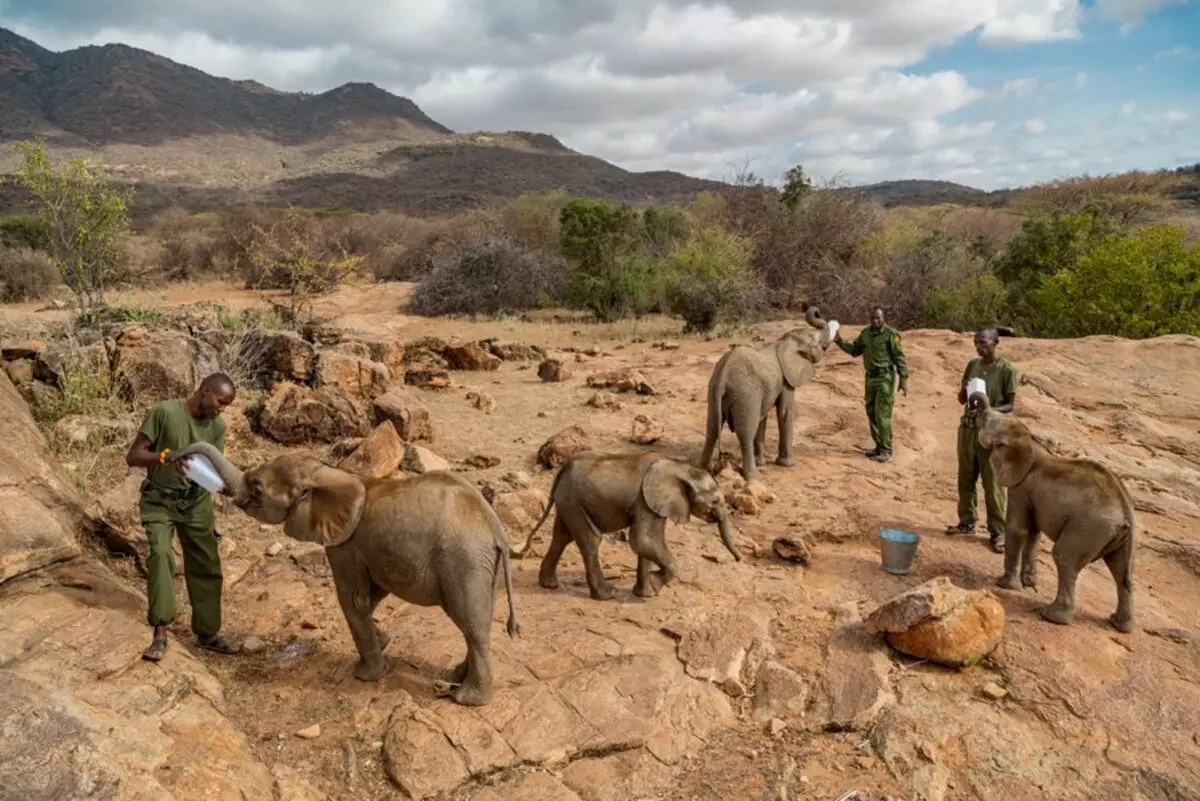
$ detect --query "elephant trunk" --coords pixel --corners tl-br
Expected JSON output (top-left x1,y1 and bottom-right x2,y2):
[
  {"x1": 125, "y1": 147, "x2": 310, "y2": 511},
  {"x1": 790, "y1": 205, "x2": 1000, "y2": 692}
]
[
  {"x1": 715, "y1": 507, "x2": 742, "y2": 562},
  {"x1": 175, "y1": 441, "x2": 245, "y2": 498},
  {"x1": 804, "y1": 304, "x2": 825, "y2": 329},
  {"x1": 968, "y1": 390, "x2": 991, "y2": 414}
]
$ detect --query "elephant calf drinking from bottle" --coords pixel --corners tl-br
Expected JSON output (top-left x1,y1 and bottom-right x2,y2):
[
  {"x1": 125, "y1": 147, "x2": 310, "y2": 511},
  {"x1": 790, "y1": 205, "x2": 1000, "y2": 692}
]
[
  {"x1": 968, "y1": 390, "x2": 1136, "y2": 632},
  {"x1": 169, "y1": 442, "x2": 519, "y2": 706},
  {"x1": 513, "y1": 451, "x2": 742, "y2": 600}
]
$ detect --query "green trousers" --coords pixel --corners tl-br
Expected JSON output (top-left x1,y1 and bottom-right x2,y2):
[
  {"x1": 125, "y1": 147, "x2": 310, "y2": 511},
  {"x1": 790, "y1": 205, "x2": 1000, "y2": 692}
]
[
  {"x1": 956, "y1": 424, "x2": 1006, "y2": 538},
  {"x1": 864, "y1": 375, "x2": 896, "y2": 453},
  {"x1": 140, "y1": 483, "x2": 223, "y2": 637}
]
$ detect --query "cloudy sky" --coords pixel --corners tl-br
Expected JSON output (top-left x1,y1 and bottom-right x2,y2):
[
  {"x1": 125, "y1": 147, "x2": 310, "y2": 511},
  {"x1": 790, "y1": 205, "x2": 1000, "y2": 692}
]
[{"x1": 2, "y1": 0, "x2": 1198, "y2": 189}]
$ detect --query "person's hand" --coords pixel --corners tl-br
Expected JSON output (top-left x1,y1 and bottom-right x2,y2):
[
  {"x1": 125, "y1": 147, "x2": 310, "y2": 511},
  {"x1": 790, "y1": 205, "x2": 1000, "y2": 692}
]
[
  {"x1": 900, "y1": 385, "x2": 908, "y2": 397},
  {"x1": 834, "y1": 330, "x2": 843, "y2": 342},
  {"x1": 165, "y1": 450, "x2": 193, "y2": 477}
]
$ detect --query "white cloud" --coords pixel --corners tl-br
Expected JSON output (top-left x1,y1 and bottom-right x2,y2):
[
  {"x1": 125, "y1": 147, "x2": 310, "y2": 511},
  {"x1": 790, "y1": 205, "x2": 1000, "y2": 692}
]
[
  {"x1": 1121, "y1": 101, "x2": 1137, "y2": 115},
  {"x1": 1074, "y1": 71, "x2": 1089, "y2": 90},
  {"x1": 2, "y1": 0, "x2": 1192, "y2": 191},
  {"x1": 1154, "y1": 45, "x2": 1200, "y2": 61}
]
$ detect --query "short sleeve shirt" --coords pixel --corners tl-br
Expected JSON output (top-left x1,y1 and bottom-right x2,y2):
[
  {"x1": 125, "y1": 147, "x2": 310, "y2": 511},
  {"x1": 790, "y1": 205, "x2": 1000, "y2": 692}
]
[
  {"x1": 139, "y1": 399, "x2": 226, "y2": 491},
  {"x1": 961, "y1": 357, "x2": 1018, "y2": 427}
]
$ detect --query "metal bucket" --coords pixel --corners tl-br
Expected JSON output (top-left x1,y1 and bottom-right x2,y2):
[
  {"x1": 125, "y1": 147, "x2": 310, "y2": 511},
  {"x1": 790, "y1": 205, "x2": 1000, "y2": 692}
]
[{"x1": 878, "y1": 528, "x2": 920, "y2": 575}]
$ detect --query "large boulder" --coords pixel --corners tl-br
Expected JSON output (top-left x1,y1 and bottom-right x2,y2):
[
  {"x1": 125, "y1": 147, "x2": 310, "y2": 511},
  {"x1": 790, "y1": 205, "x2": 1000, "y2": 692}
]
[
  {"x1": 313, "y1": 350, "x2": 391, "y2": 399},
  {"x1": 373, "y1": 388, "x2": 434, "y2": 442},
  {"x1": 111, "y1": 325, "x2": 221, "y2": 407},
  {"x1": 227, "y1": 329, "x2": 316, "y2": 389},
  {"x1": 337, "y1": 421, "x2": 405, "y2": 479},
  {"x1": 865, "y1": 576, "x2": 1006, "y2": 668},
  {"x1": 256, "y1": 382, "x2": 371, "y2": 445},
  {"x1": 443, "y1": 342, "x2": 502, "y2": 372},
  {"x1": 0, "y1": 371, "x2": 85, "y2": 585}
]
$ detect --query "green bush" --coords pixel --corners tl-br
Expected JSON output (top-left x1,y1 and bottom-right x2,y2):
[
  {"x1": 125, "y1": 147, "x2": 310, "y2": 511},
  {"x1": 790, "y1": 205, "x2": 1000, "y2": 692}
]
[
  {"x1": 1023, "y1": 223, "x2": 1200, "y2": 338},
  {"x1": 923, "y1": 271, "x2": 1007, "y2": 333},
  {"x1": 560, "y1": 198, "x2": 661, "y2": 321},
  {"x1": 661, "y1": 224, "x2": 764, "y2": 333},
  {"x1": 0, "y1": 214, "x2": 49, "y2": 250}
]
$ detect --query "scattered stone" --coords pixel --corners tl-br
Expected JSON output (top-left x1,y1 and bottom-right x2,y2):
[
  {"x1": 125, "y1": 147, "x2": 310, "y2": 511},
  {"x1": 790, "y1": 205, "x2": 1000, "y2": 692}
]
[
  {"x1": 818, "y1": 617, "x2": 896, "y2": 732},
  {"x1": 266, "y1": 542, "x2": 284, "y2": 557},
  {"x1": 444, "y1": 342, "x2": 501, "y2": 372},
  {"x1": 4, "y1": 359, "x2": 34, "y2": 384},
  {"x1": 653, "y1": 341, "x2": 681, "y2": 350},
  {"x1": 464, "y1": 454, "x2": 501, "y2": 469},
  {"x1": 373, "y1": 388, "x2": 434, "y2": 442},
  {"x1": 586, "y1": 369, "x2": 656, "y2": 395},
  {"x1": 732, "y1": 492, "x2": 760, "y2": 516},
  {"x1": 769, "y1": 718, "x2": 787, "y2": 738},
  {"x1": 502, "y1": 471, "x2": 533, "y2": 488},
  {"x1": 489, "y1": 488, "x2": 547, "y2": 535},
  {"x1": 53, "y1": 415, "x2": 135, "y2": 448},
  {"x1": 466, "y1": 390, "x2": 498, "y2": 413},
  {"x1": 538, "y1": 358, "x2": 573, "y2": 382},
  {"x1": 243, "y1": 636, "x2": 267, "y2": 654},
  {"x1": 296, "y1": 724, "x2": 321, "y2": 740},
  {"x1": 337, "y1": 420, "x2": 405, "y2": 479},
  {"x1": 313, "y1": 351, "x2": 390, "y2": 399},
  {"x1": 586, "y1": 391, "x2": 624, "y2": 411},
  {"x1": 629, "y1": 414, "x2": 663, "y2": 445},
  {"x1": 981, "y1": 682, "x2": 1008, "y2": 701},
  {"x1": 360, "y1": 338, "x2": 406, "y2": 378},
  {"x1": 772, "y1": 534, "x2": 812, "y2": 565},
  {"x1": 865, "y1": 577, "x2": 1006, "y2": 668},
  {"x1": 537, "y1": 425, "x2": 590, "y2": 469},
  {"x1": 403, "y1": 366, "x2": 452, "y2": 390},
  {"x1": 403, "y1": 444, "x2": 451, "y2": 474}
]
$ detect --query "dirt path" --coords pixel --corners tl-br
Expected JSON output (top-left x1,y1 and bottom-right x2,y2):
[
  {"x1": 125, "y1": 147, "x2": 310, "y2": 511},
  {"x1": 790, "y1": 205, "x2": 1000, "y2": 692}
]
[{"x1": 20, "y1": 281, "x2": 1200, "y2": 800}]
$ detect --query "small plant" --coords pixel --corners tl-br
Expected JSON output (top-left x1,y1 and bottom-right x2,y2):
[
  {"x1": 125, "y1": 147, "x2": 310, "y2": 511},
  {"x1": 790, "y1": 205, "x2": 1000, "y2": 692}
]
[
  {"x1": 0, "y1": 246, "x2": 59, "y2": 302},
  {"x1": 7, "y1": 138, "x2": 135, "y2": 313},
  {"x1": 661, "y1": 224, "x2": 764, "y2": 333}
]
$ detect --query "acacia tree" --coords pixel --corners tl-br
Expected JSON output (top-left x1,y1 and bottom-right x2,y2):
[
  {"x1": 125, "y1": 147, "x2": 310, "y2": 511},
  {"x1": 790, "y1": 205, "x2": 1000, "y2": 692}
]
[{"x1": 10, "y1": 139, "x2": 134, "y2": 313}]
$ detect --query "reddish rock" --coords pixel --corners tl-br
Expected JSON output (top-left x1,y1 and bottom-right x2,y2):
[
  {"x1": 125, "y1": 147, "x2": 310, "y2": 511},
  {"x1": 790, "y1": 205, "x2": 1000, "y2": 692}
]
[
  {"x1": 337, "y1": 421, "x2": 405, "y2": 479},
  {"x1": 373, "y1": 388, "x2": 433, "y2": 442},
  {"x1": 537, "y1": 359, "x2": 572, "y2": 382},
  {"x1": 444, "y1": 342, "x2": 501, "y2": 372},
  {"x1": 257, "y1": 382, "x2": 371, "y2": 445},
  {"x1": 537, "y1": 425, "x2": 590, "y2": 469},
  {"x1": 227, "y1": 329, "x2": 315, "y2": 389},
  {"x1": 313, "y1": 350, "x2": 390, "y2": 399}
]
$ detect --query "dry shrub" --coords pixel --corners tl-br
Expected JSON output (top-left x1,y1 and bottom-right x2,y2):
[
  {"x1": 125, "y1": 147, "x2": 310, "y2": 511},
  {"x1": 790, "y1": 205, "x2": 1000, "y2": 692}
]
[
  {"x1": 883, "y1": 230, "x2": 991, "y2": 328},
  {"x1": 1012, "y1": 170, "x2": 1181, "y2": 227},
  {"x1": 0, "y1": 245, "x2": 59, "y2": 302},
  {"x1": 494, "y1": 190, "x2": 570, "y2": 252},
  {"x1": 940, "y1": 207, "x2": 1022, "y2": 262},
  {"x1": 409, "y1": 235, "x2": 567, "y2": 317},
  {"x1": 372, "y1": 211, "x2": 495, "y2": 282}
]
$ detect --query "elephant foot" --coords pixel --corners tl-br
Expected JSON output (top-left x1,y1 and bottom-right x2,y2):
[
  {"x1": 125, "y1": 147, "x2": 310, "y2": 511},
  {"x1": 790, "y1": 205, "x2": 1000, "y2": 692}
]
[
  {"x1": 447, "y1": 660, "x2": 469, "y2": 683},
  {"x1": 538, "y1": 573, "x2": 560, "y2": 590},
  {"x1": 433, "y1": 677, "x2": 493, "y2": 707},
  {"x1": 1040, "y1": 603, "x2": 1074, "y2": 626},
  {"x1": 996, "y1": 574, "x2": 1022, "y2": 591},
  {"x1": 353, "y1": 657, "x2": 390, "y2": 682},
  {"x1": 1020, "y1": 571, "x2": 1037, "y2": 590},
  {"x1": 633, "y1": 581, "x2": 657, "y2": 598},
  {"x1": 588, "y1": 583, "x2": 615, "y2": 601},
  {"x1": 775, "y1": 456, "x2": 795, "y2": 467},
  {"x1": 1109, "y1": 612, "x2": 1134, "y2": 633}
]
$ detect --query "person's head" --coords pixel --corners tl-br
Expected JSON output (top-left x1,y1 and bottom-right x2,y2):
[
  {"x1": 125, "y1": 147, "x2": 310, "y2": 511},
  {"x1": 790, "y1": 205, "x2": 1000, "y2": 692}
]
[
  {"x1": 191, "y1": 373, "x2": 237, "y2": 420},
  {"x1": 869, "y1": 306, "x2": 885, "y2": 330},
  {"x1": 974, "y1": 324, "x2": 1000, "y2": 360}
]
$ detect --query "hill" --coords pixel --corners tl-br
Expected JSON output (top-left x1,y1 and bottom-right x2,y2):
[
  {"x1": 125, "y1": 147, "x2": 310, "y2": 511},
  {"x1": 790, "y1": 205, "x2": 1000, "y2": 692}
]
[
  {"x1": 849, "y1": 178, "x2": 1014, "y2": 207},
  {"x1": 0, "y1": 26, "x2": 723, "y2": 216}
]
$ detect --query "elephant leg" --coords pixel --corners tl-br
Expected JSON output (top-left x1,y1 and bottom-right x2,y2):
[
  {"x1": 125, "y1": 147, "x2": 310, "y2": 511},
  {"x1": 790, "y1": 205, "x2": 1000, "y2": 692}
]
[
  {"x1": 560, "y1": 506, "x2": 613, "y2": 600},
  {"x1": 1041, "y1": 537, "x2": 1087, "y2": 626},
  {"x1": 996, "y1": 510, "x2": 1028, "y2": 590},
  {"x1": 630, "y1": 519, "x2": 677, "y2": 598},
  {"x1": 1103, "y1": 538, "x2": 1134, "y2": 633},
  {"x1": 775, "y1": 388, "x2": 795, "y2": 467},
  {"x1": 753, "y1": 417, "x2": 767, "y2": 467},
  {"x1": 733, "y1": 406, "x2": 761, "y2": 481},
  {"x1": 327, "y1": 549, "x2": 389, "y2": 681},
  {"x1": 1019, "y1": 526, "x2": 1041, "y2": 589},
  {"x1": 700, "y1": 394, "x2": 721, "y2": 471},
  {"x1": 538, "y1": 516, "x2": 573, "y2": 590},
  {"x1": 371, "y1": 582, "x2": 391, "y2": 650},
  {"x1": 436, "y1": 568, "x2": 496, "y2": 706}
]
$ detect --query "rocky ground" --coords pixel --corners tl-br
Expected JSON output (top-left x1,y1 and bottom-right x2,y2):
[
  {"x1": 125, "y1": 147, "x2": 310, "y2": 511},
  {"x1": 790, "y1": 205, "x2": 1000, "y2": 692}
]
[{"x1": 2, "y1": 281, "x2": 1199, "y2": 801}]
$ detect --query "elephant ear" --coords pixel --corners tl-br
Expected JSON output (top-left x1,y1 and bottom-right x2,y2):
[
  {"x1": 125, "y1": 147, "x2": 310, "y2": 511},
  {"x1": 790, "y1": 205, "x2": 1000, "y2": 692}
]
[
  {"x1": 641, "y1": 458, "x2": 692, "y2": 525},
  {"x1": 283, "y1": 463, "x2": 367, "y2": 547},
  {"x1": 776, "y1": 337, "x2": 816, "y2": 389}
]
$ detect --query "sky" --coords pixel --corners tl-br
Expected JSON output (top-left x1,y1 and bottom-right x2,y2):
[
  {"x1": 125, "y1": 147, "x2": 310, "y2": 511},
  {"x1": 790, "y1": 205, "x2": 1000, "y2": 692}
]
[{"x1": 2, "y1": 0, "x2": 1198, "y2": 190}]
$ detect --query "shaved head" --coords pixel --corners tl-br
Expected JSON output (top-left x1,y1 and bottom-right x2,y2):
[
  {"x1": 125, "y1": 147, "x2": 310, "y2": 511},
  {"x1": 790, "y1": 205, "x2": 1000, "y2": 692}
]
[{"x1": 191, "y1": 373, "x2": 237, "y2": 419}]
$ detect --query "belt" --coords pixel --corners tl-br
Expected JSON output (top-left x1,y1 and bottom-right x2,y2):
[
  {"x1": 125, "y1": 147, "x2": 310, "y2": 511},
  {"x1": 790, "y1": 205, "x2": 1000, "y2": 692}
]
[
  {"x1": 866, "y1": 367, "x2": 894, "y2": 378},
  {"x1": 143, "y1": 479, "x2": 204, "y2": 501}
]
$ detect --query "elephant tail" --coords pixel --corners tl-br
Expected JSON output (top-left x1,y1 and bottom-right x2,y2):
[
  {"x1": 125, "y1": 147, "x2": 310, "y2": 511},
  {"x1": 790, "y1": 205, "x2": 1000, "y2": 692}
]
[
  {"x1": 484, "y1": 503, "x2": 521, "y2": 638},
  {"x1": 512, "y1": 467, "x2": 562, "y2": 559}
]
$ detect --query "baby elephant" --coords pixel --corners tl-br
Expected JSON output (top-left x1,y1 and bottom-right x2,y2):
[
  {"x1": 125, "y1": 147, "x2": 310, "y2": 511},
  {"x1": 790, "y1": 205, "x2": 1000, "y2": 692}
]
[
  {"x1": 514, "y1": 451, "x2": 742, "y2": 600},
  {"x1": 969, "y1": 390, "x2": 1136, "y2": 632}
]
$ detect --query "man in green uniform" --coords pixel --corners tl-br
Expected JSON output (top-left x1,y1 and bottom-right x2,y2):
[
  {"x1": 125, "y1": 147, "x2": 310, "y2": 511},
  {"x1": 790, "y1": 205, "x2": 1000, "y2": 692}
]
[
  {"x1": 945, "y1": 324, "x2": 1018, "y2": 553},
  {"x1": 125, "y1": 373, "x2": 238, "y2": 662},
  {"x1": 834, "y1": 306, "x2": 909, "y2": 463}
]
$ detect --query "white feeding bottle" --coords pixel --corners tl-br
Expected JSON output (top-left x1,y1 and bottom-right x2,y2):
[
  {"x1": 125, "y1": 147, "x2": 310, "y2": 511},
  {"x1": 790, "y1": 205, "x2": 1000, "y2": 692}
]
[
  {"x1": 182, "y1": 455, "x2": 226, "y2": 493},
  {"x1": 966, "y1": 377, "x2": 987, "y2": 401},
  {"x1": 827, "y1": 320, "x2": 840, "y2": 340}
]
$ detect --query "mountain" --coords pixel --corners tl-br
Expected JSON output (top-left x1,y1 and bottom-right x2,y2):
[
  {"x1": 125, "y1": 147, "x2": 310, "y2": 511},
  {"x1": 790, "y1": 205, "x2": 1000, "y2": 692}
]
[
  {"x1": 849, "y1": 179, "x2": 1012, "y2": 207},
  {"x1": 0, "y1": 26, "x2": 723, "y2": 217}
]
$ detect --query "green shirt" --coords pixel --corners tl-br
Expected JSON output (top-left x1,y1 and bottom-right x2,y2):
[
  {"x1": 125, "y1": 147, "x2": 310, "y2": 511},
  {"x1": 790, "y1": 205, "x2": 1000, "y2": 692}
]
[
  {"x1": 836, "y1": 324, "x2": 909, "y2": 386},
  {"x1": 960, "y1": 357, "x2": 1018, "y2": 428},
  {"x1": 138, "y1": 398, "x2": 227, "y2": 492}
]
